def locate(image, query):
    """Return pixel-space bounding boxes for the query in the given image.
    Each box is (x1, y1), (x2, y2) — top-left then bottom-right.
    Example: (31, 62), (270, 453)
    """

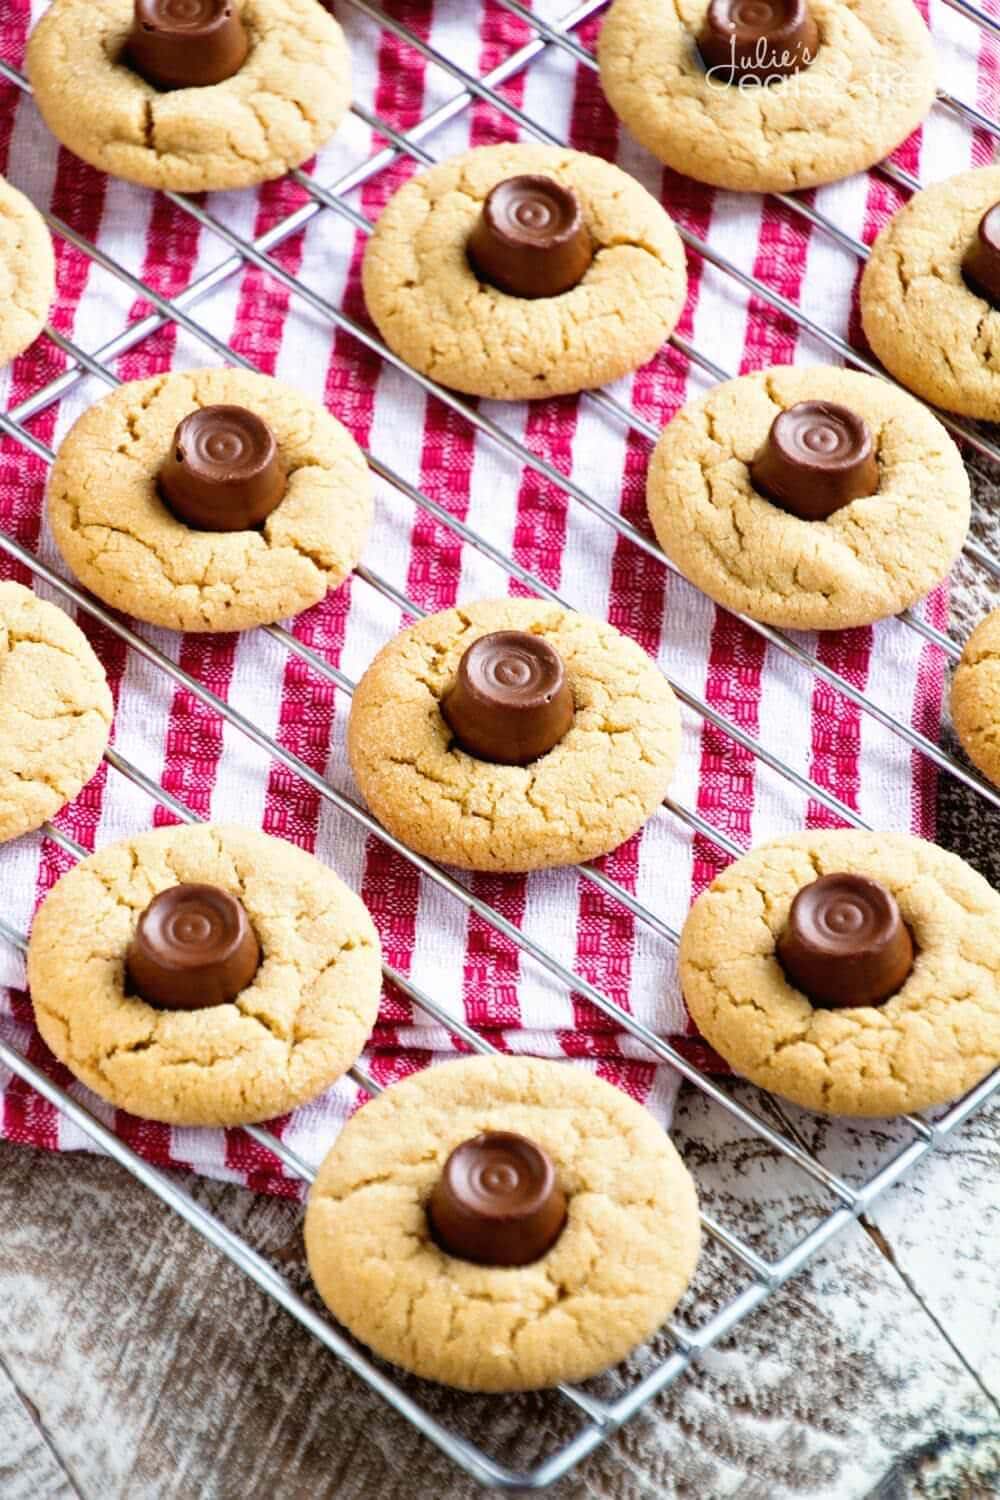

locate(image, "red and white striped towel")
(0, 0), (996, 1196)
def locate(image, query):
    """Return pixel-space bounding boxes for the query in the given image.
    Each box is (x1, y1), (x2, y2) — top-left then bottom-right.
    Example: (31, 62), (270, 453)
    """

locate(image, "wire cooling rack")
(0, 0), (998, 1489)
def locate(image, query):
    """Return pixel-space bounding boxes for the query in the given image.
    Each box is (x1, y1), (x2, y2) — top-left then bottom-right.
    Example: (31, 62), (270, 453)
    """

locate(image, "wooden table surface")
(1, 1072), (998, 1500)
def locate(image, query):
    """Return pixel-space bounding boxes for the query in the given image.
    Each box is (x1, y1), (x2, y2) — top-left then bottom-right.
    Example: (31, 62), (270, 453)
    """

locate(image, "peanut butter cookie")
(347, 598), (682, 873)
(27, 824), (383, 1127)
(0, 581), (112, 844)
(0, 175), (54, 369)
(46, 367), (372, 633)
(679, 830), (1000, 1116)
(861, 166), (1000, 422)
(646, 366), (969, 631)
(951, 607), (1000, 789)
(597, 0), (936, 194)
(27, 0), (351, 193)
(362, 143), (688, 401)
(304, 1055), (701, 1391)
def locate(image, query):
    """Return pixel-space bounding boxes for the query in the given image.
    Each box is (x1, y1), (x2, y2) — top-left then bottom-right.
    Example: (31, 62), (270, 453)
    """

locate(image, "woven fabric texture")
(0, 0), (996, 1195)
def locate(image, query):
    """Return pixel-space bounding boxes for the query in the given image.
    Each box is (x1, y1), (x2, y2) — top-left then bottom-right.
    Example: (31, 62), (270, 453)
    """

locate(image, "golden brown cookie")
(26, 0), (351, 193)
(361, 142), (688, 401)
(860, 166), (1000, 422)
(304, 1055), (701, 1391)
(346, 599), (682, 873)
(679, 830), (1000, 1116)
(46, 367), (372, 633)
(0, 175), (55, 369)
(597, 0), (936, 194)
(0, 581), (112, 844)
(27, 824), (383, 1127)
(645, 366), (970, 631)
(951, 607), (1000, 788)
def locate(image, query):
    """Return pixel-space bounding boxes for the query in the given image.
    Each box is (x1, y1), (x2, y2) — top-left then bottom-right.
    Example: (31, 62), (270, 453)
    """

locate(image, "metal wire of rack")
(0, 0), (998, 1489)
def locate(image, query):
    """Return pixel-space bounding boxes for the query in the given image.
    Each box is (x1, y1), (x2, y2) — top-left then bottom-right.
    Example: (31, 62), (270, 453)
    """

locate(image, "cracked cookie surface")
(304, 1054), (701, 1391)
(347, 598), (682, 873)
(597, 0), (936, 194)
(26, 0), (350, 193)
(0, 175), (55, 369)
(46, 367), (372, 633)
(679, 830), (1000, 1116)
(27, 823), (383, 1127)
(861, 166), (1000, 422)
(0, 581), (112, 844)
(645, 366), (969, 631)
(951, 606), (1000, 789)
(361, 142), (688, 401)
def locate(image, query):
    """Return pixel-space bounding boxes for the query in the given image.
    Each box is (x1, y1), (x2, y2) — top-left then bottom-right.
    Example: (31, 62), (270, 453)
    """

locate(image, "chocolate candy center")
(750, 401), (879, 520)
(467, 175), (593, 300)
(159, 405), (287, 532)
(440, 630), (574, 766)
(126, 883), (261, 1010)
(127, 0), (249, 91)
(777, 873), (915, 1008)
(698, 0), (819, 84)
(962, 202), (1000, 308)
(428, 1131), (568, 1266)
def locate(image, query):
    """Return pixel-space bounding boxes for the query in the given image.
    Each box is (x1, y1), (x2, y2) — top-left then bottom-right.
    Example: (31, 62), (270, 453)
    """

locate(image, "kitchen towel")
(0, 0), (995, 1195)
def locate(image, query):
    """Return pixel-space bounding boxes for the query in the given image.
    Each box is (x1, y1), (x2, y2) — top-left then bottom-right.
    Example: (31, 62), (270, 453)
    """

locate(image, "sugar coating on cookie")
(0, 581), (112, 844)
(304, 1055), (701, 1391)
(361, 143), (688, 401)
(27, 824), (383, 1127)
(597, 0), (936, 194)
(347, 598), (682, 873)
(646, 366), (970, 631)
(26, 0), (351, 193)
(679, 830), (1000, 1116)
(46, 367), (373, 633)
(951, 607), (1000, 789)
(861, 166), (1000, 422)
(0, 175), (55, 369)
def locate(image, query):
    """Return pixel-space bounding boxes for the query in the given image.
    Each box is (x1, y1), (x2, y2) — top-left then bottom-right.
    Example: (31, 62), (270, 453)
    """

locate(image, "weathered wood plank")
(0, 1355), (78, 1500)
(1, 1077), (996, 1499)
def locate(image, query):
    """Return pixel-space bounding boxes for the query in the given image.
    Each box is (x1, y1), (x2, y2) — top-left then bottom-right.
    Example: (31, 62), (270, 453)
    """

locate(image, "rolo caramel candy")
(127, 0), (249, 91)
(697, 0), (820, 84)
(777, 872), (915, 1008)
(751, 401), (879, 520)
(962, 202), (1000, 308)
(440, 631), (574, 766)
(159, 404), (286, 531)
(126, 883), (261, 1010)
(428, 1131), (568, 1266)
(467, 175), (593, 299)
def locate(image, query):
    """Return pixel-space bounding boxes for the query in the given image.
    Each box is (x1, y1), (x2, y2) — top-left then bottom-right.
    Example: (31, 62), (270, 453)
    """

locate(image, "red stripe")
(974, 1), (999, 164)
(805, 630), (871, 826)
(351, 0), (436, 1030)
(244, 174), (333, 855)
(470, 0), (528, 143)
(596, 1057), (655, 1106)
(119, 195), (202, 378)
(463, 2), (578, 1035)
(805, 111), (927, 831)
(2, 1026), (75, 1154)
(687, 197), (815, 1057)
(1, 132), (109, 1149)
(910, 585), (949, 838)
(218, 180), (317, 1177)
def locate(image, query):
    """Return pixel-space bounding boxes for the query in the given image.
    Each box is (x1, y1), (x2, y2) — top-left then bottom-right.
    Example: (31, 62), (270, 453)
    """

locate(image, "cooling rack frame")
(0, 0), (998, 1488)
